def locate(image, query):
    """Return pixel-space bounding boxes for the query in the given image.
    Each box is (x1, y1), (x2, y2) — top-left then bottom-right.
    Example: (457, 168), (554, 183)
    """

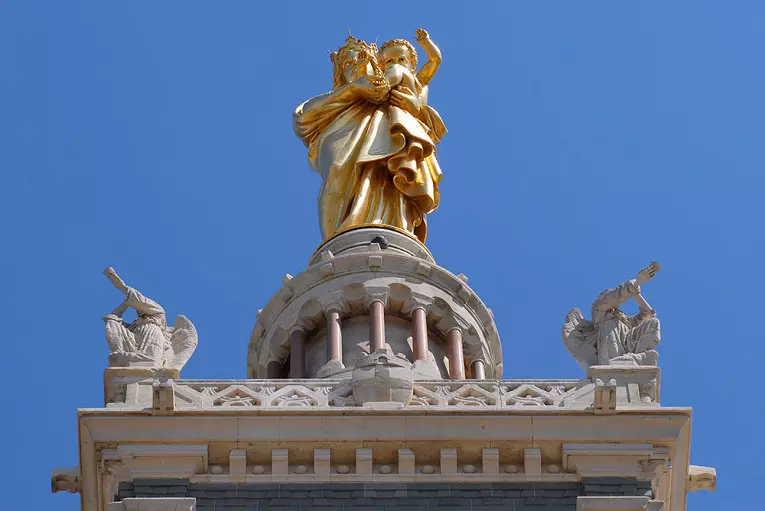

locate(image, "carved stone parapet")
(170, 379), (596, 410)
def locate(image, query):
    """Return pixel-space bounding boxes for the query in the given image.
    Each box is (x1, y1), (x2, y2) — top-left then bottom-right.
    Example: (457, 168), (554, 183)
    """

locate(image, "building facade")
(52, 228), (715, 511)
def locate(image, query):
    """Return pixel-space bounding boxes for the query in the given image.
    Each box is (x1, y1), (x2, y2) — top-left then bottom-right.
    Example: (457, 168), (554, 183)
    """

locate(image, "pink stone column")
(447, 328), (466, 380)
(289, 328), (306, 379)
(411, 307), (428, 361)
(326, 310), (343, 364)
(369, 300), (386, 352)
(266, 360), (283, 379)
(471, 360), (486, 380)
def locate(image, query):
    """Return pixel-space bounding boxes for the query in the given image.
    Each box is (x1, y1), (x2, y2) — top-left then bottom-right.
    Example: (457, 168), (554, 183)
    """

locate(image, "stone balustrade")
(103, 366), (661, 411)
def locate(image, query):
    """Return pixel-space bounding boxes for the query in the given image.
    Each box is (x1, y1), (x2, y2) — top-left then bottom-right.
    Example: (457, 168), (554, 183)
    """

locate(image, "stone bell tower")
(246, 227), (501, 390)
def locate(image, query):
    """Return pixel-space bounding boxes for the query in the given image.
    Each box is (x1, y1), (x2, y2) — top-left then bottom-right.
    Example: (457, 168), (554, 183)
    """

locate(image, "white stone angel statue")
(102, 267), (198, 370)
(562, 262), (662, 371)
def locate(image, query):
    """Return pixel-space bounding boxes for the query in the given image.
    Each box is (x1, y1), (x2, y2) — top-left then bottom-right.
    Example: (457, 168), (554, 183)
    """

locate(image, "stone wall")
(116, 479), (652, 510)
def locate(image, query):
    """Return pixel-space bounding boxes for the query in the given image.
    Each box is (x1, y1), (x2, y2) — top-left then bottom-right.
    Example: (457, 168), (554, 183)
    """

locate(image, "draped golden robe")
(294, 92), (446, 243)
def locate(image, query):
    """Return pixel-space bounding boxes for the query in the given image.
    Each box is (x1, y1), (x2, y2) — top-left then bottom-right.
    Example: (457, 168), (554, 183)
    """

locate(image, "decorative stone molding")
(164, 379), (607, 410)
(562, 443), (660, 478)
(104, 445), (208, 479)
(308, 226), (434, 265)
(109, 498), (196, 511)
(577, 496), (664, 510)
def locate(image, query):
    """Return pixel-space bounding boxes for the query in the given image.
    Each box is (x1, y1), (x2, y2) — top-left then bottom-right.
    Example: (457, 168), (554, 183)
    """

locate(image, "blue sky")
(2, 1), (763, 509)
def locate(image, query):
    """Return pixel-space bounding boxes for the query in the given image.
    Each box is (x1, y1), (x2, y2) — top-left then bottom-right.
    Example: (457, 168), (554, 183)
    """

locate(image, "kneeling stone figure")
(562, 262), (661, 372)
(102, 267), (197, 371)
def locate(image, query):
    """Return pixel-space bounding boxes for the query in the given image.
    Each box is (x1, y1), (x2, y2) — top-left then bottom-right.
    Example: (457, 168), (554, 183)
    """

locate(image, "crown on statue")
(329, 34), (379, 64)
(330, 33), (381, 89)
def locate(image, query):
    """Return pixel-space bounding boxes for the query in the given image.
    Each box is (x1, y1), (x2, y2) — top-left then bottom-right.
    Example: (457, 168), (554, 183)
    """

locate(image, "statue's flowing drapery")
(294, 93), (446, 243)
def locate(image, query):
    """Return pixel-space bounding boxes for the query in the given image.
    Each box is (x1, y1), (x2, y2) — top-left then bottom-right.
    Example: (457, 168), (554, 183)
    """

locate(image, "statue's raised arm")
(102, 267), (198, 372)
(414, 28), (442, 87)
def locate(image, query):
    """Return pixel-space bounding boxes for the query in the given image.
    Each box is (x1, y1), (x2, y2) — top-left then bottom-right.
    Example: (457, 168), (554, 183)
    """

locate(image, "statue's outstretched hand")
(350, 75), (390, 104)
(104, 267), (128, 293)
(415, 28), (430, 43)
(636, 261), (661, 286)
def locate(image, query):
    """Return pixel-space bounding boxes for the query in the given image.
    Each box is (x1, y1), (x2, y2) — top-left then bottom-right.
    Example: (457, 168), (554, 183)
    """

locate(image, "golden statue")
(294, 29), (447, 244)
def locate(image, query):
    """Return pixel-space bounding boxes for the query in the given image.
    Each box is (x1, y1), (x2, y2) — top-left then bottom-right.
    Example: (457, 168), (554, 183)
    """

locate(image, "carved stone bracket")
(562, 443), (661, 478)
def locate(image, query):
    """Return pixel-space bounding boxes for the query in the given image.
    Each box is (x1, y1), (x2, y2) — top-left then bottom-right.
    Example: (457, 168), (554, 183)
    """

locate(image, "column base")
(317, 359), (346, 379)
(412, 359), (442, 380)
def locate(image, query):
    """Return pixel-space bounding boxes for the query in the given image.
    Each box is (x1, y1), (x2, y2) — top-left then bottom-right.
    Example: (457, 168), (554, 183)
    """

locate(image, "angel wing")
(561, 308), (598, 372)
(164, 315), (198, 371)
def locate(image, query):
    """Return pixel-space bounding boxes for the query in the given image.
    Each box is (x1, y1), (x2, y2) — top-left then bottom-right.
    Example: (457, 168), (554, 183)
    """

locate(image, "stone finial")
(102, 268), (198, 372)
(562, 262), (661, 372)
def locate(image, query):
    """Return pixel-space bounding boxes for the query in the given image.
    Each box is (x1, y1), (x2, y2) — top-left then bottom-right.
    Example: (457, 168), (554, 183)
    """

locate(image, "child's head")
(379, 39), (418, 72)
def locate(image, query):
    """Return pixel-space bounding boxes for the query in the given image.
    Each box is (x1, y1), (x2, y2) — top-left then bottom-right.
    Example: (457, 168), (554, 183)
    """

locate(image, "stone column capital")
(321, 295), (349, 316)
(401, 293), (434, 315)
(435, 315), (470, 337)
(363, 286), (390, 309)
(289, 319), (313, 335)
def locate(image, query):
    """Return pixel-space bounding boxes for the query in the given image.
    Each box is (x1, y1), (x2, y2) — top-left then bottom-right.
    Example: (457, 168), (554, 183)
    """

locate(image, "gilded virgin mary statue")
(293, 30), (447, 244)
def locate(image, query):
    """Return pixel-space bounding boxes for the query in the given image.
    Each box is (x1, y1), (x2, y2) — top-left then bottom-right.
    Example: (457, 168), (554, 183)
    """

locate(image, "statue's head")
(330, 35), (380, 89)
(379, 39), (418, 72)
